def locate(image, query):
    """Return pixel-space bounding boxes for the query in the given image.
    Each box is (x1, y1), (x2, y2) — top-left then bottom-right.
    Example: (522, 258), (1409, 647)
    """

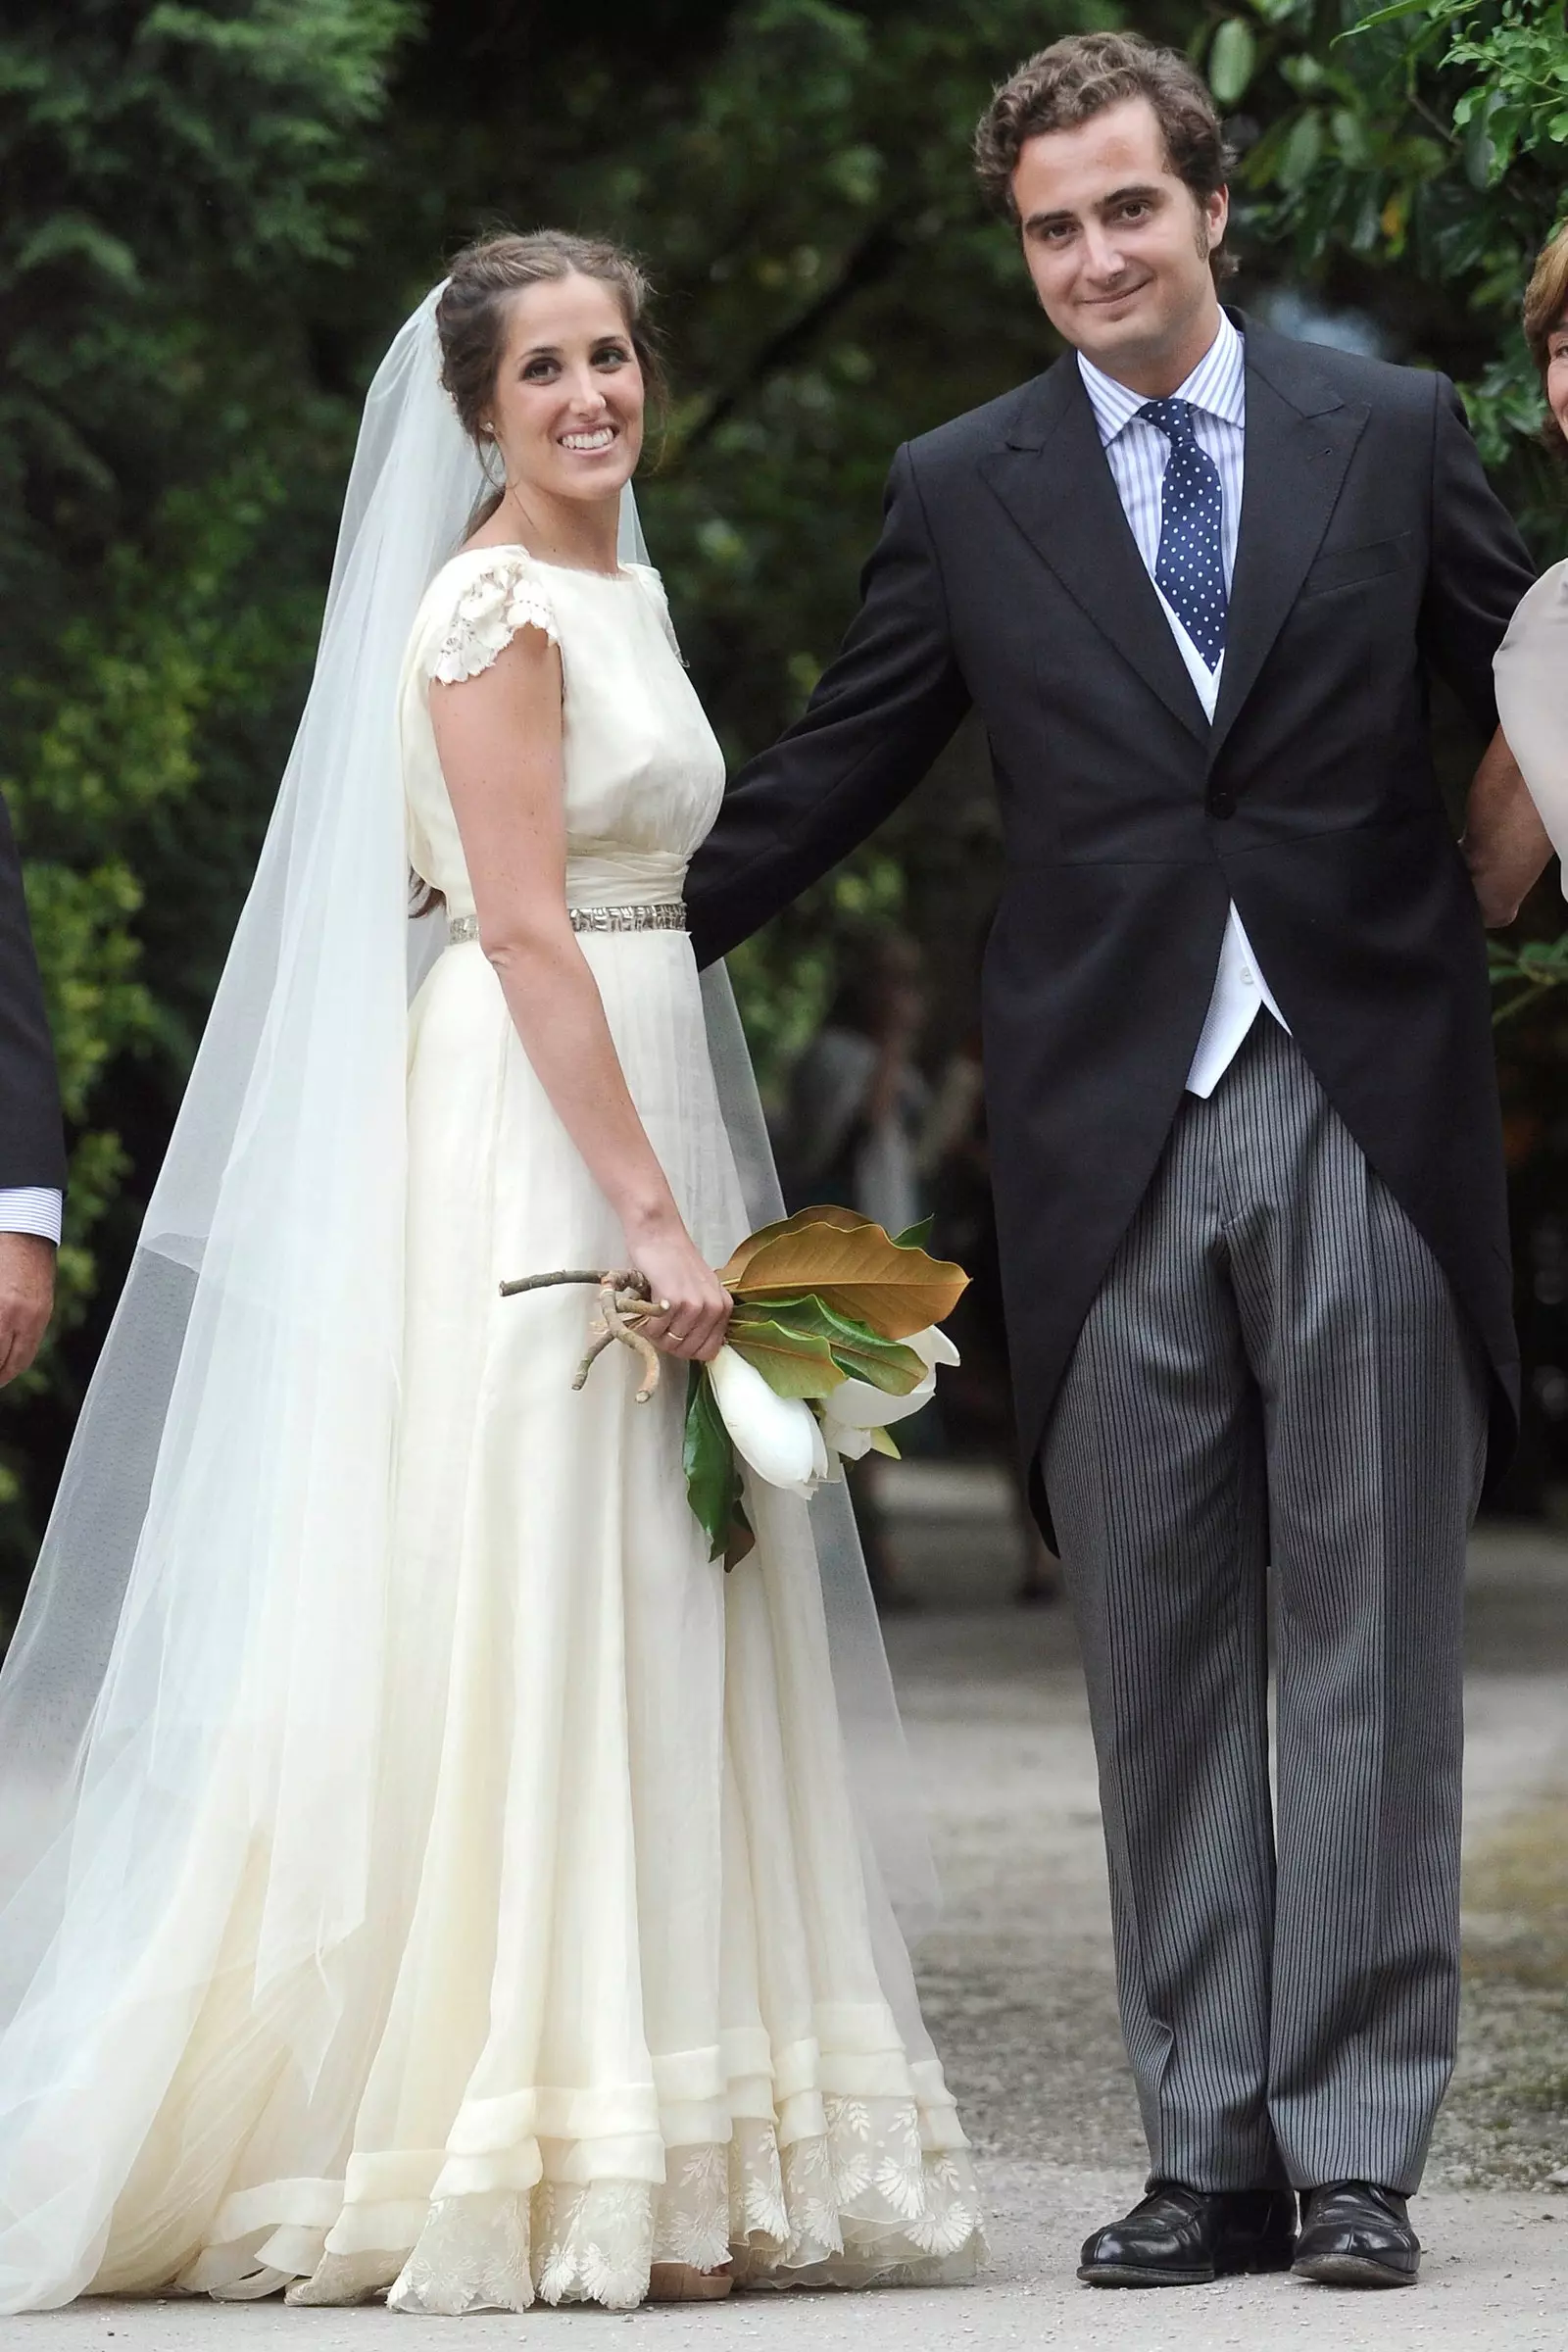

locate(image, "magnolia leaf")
(683, 1364), (753, 1566)
(724, 1309), (847, 1398)
(866, 1424), (902, 1459)
(717, 1201), (871, 1290)
(892, 1214), (934, 1250)
(737, 1293), (926, 1396)
(726, 1509), (757, 1570)
(724, 1213), (967, 1340)
(833, 1340), (925, 1396)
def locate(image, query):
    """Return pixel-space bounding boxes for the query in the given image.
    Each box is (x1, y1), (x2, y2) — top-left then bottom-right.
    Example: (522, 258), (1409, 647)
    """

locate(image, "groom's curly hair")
(975, 33), (1238, 281)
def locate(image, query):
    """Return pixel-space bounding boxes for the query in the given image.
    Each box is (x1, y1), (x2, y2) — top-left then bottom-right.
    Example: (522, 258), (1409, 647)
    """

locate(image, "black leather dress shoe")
(1077, 2183), (1297, 2287)
(1293, 2180), (1419, 2286)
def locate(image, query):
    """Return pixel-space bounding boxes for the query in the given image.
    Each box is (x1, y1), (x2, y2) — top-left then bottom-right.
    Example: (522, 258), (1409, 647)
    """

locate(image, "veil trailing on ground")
(0, 284), (937, 2309)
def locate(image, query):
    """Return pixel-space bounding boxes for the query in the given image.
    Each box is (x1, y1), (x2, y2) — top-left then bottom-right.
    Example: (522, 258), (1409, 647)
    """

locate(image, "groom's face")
(1012, 96), (1227, 389)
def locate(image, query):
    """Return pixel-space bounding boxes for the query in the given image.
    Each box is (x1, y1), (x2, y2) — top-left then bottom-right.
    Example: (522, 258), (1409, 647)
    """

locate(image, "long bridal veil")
(0, 286), (937, 2309)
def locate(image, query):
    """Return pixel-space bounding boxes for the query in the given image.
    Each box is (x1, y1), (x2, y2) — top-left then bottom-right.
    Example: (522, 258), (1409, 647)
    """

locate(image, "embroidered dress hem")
(181, 2093), (983, 2311)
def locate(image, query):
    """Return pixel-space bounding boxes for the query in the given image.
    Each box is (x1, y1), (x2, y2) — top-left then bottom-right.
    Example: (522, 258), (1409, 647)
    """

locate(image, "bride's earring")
(478, 428), (505, 491)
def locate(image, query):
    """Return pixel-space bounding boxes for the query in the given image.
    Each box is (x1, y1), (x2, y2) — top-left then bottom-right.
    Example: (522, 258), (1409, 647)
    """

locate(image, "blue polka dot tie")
(1138, 396), (1228, 670)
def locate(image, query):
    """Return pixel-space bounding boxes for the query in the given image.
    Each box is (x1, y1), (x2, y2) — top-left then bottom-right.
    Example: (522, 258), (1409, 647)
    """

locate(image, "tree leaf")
(1279, 110), (1325, 192)
(1335, 0), (1442, 37)
(866, 1424), (902, 1458)
(720, 1207), (968, 1339)
(892, 1214), (934, 1250)
(1209, 19), (1257, 108)
(683, 1364), (753, 1566)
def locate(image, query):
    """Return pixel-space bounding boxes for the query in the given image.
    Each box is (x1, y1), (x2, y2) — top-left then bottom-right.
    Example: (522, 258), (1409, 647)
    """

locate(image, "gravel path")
(8, 1491), (1566, 2349)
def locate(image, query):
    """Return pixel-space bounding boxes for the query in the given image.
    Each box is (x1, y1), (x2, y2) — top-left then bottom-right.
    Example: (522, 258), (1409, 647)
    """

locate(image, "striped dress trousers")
(1042, 1018), (1489, 2195)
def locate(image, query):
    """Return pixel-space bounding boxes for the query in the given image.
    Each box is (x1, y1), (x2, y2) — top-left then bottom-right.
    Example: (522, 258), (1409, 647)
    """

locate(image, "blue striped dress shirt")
(1078, 309), (1288, 1097)
(0, 1188), (62, 1245)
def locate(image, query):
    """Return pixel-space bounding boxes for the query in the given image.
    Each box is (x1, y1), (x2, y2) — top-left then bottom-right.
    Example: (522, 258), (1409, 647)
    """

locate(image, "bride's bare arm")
(430, 623), (730, 1361)
(1462, 724), (1554, 927)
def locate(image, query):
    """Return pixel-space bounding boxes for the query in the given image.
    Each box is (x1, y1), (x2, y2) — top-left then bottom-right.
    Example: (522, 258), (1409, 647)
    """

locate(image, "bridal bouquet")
(688, 1204), (968, 1565)
(503, 1206), (968, 1568)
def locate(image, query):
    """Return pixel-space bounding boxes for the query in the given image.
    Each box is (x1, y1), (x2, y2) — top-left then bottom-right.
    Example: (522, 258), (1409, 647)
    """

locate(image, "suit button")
(1207, 787), (1237, 819)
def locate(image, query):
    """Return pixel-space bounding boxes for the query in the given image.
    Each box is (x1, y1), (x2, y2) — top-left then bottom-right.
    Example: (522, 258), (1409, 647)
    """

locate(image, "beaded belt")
(447, 903), (686, 945)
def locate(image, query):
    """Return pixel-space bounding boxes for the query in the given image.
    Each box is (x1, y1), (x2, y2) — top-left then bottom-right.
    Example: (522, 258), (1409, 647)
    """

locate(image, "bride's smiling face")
(484, 274), (644, 507)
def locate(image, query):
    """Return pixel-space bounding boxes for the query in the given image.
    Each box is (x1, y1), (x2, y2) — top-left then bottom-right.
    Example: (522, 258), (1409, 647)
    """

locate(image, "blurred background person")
(778, 946), (1061, 1608)
(777, 932), (928, 1606)
(923, 1022), (1060, 1605)
(779, 931), (928, 1234)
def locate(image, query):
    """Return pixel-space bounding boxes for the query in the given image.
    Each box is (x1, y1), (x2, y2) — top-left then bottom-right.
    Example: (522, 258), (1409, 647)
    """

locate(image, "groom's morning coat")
(685, 316), (1536, 1503)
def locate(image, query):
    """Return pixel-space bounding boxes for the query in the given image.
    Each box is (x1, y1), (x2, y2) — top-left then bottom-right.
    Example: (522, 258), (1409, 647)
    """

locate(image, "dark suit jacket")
(686, 316), (1535, 1503)
(0, 791), (66, 1194)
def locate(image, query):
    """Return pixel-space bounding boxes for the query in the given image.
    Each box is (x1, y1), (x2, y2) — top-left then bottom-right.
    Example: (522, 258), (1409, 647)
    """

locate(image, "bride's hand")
(632, 1226), (732, 1363)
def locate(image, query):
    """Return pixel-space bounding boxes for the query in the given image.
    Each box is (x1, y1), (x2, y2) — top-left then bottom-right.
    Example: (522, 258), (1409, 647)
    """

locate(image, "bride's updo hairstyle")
(436, 230), (666, 514)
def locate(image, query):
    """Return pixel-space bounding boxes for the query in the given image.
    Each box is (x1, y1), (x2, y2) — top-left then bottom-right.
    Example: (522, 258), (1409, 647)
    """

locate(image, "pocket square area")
(1299, 532), (1414, 599)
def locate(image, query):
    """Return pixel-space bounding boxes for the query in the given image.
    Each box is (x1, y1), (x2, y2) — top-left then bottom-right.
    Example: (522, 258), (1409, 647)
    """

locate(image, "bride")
(0, 231), (983, 2314)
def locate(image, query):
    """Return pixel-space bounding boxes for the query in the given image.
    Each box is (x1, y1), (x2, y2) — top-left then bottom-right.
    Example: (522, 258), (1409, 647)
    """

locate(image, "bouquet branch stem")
(499, 1267), (664, 1400)
(498, 1269), (649, 1298)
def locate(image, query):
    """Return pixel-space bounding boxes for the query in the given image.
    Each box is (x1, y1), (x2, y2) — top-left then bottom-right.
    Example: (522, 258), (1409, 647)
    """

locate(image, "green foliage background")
(2, 0), (1566, 1603)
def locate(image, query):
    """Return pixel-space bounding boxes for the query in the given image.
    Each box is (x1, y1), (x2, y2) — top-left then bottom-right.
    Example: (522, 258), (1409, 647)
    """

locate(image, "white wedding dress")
(36, 545), (982, 2315)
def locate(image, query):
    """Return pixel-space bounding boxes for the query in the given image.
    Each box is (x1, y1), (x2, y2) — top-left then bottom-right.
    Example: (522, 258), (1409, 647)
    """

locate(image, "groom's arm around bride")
(689, 28), (1544, 2289)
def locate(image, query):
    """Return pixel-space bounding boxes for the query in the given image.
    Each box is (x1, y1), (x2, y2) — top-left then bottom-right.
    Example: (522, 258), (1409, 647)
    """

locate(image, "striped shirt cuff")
(0, 1188), (63, 1246)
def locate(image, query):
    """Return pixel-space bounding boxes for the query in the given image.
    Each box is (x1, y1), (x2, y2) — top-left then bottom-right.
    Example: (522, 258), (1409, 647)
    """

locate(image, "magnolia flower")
(708, 1346), (830, 1495)
(818, 1325), (960, 1463)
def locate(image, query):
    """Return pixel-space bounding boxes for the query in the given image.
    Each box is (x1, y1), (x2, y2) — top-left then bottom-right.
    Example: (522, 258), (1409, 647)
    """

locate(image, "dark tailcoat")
(0, 791), (65, 1194)
(686, 317), (1535, 1506)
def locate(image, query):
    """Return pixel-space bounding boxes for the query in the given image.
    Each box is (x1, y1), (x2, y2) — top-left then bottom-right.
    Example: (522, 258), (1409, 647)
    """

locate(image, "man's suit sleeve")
(685, 443), (971, 968)
(1420, 375), (1538, 738)
(0, 790), (67, 1194)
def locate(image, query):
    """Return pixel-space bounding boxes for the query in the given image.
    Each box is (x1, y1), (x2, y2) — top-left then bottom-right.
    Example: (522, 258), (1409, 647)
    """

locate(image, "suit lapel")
(977, 361), (1210, 747)
(1209, 326), (1368, 760)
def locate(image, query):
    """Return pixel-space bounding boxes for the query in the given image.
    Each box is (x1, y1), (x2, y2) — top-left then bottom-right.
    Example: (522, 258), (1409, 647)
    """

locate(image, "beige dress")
(1495, 557), (1568, 870)
(78, 547), (983, 2314)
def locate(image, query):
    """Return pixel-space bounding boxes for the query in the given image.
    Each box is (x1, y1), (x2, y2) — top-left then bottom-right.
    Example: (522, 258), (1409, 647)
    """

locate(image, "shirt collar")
(1077, 308), (1246, 448)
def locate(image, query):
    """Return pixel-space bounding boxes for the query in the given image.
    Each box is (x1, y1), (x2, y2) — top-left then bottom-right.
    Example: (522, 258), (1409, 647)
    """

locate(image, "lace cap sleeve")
(431, 554), (560, 684)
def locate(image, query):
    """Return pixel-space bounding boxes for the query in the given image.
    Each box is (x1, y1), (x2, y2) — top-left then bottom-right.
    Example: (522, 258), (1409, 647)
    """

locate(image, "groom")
(688, 32), (1550, 2291)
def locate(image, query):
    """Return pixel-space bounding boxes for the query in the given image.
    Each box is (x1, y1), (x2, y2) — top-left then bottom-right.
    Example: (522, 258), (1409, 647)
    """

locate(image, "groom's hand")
(1462, 726), (1553, 927)
(0, 1232), (54, 1386)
